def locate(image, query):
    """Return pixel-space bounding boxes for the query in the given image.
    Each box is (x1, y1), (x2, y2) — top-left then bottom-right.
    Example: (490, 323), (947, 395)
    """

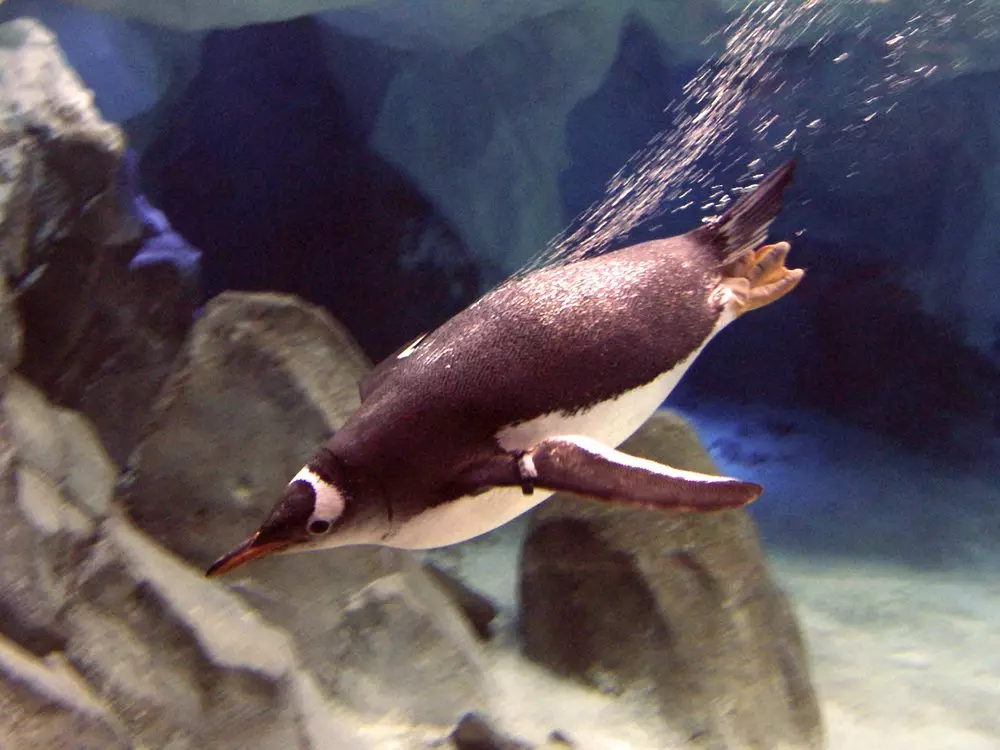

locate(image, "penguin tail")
(694, 159), (796, 266)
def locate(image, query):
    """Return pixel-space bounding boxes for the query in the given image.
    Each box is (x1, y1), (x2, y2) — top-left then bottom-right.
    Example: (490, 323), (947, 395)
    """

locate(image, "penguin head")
(205, 447), (386, 577)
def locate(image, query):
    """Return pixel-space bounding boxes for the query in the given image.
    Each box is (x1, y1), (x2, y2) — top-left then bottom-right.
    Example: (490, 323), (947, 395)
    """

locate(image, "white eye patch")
(291, 466), (345, 522)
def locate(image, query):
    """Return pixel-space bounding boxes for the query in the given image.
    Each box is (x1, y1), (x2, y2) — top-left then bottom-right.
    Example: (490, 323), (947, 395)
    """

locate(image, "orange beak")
(205, 532), (290, 577)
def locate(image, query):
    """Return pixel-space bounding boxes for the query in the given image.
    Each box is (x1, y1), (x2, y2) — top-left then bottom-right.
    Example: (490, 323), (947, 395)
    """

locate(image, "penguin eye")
(307, 518), (333, 535)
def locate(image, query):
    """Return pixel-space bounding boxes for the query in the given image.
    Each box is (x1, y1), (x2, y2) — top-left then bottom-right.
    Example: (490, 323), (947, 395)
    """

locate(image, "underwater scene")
(0, 0), (998, 747)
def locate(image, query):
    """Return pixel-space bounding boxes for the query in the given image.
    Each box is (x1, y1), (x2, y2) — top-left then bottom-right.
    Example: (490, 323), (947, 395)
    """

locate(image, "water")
(1, 1), (999, 748)
(535, 0), (827, 269)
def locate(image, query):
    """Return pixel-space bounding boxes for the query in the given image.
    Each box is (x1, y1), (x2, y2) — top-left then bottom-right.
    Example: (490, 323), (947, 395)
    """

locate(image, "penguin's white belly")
(385, 307), (733, 550)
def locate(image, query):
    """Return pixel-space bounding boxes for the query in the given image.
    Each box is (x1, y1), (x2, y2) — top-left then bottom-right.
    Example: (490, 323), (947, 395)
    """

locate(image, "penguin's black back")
(334, 232), (716, 469)
(331, 161), (795, 489)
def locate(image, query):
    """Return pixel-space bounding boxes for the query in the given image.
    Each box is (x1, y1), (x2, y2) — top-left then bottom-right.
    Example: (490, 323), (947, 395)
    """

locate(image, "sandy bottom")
(427, 403), (1000, 749)
(774, 557), (1000, 750)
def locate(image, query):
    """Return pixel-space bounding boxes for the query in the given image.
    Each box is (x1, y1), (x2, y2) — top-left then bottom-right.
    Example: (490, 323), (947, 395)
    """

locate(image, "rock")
(0, 0), (204, 126)
(62, 514), (306, 750)
(0, 364), (383, 747)
(519, 411), (823, 749)
(316, 1), (571, 53)
(0, 635), (129, 749)
(14, 189), (199, 468)
(0, 395), (66, 656)
(0, 17), (199, 465)
(0, 375), (106, 657)
(124, 291), (490, 722)
(3, 375), (66, 481)
(56, 409), (116, 518)
(544, 730), (575, 747)
(447, 712), (532, 750)
(0, 274), (22, 373)
(16, 464), (95, 539)
(370, 4), (630, 274)
(41, 0), (711, 38)
(4, 375), (115, 519)
(333, 568), (489, 724)
(0, 19), (136, 275)
(424, 562), (498, 640)
(123, 291), (370, 564)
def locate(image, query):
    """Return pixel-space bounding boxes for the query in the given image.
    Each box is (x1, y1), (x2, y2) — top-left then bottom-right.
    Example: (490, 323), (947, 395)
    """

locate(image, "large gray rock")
(331, 566), (489, 724)
(0, 274), (21, 373)
(0, 636), (129, 750)
(123, 290), (371, 565)
(0, 0), (205, 127)
(0, 376), (105, 657)
(519, 411), (823, 750)
(0, 19), (134, 277)
(124, 290), (491, 722)
(0, 369), (381, 748)
(0, 18), (197, 464)
(63, 514), (305, 750)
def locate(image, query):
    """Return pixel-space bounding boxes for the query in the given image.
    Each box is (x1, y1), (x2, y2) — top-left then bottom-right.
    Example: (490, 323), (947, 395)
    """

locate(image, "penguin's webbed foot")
(723, 241), (804, 316)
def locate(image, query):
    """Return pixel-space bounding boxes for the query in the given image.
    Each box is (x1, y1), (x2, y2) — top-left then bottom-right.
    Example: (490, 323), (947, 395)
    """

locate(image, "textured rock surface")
(369, 4), (629, 273)
(63, 515), (306, 749)
(0, 370), (382, 748)
(123, 291), (370, 563)
(0, 376), (105, 657)
(0, 638), (129, 750)
(0, 17), (197, 464)
(123, 291), (490, 721)
(0, 275), (22, 372)
(332, 567), (489, 724)
(0, 0), (204, 126)
(445, 712), (533, 750)
(519, 411), (823, 749)
(0, 19), (135, 278)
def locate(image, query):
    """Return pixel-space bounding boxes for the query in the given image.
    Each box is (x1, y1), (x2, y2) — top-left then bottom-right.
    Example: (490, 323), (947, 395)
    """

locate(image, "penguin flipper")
(462, 435), (761, 512)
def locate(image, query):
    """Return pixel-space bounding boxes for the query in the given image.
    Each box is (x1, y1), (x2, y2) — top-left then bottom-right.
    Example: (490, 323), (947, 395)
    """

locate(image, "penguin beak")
(205, 531), (291, 577)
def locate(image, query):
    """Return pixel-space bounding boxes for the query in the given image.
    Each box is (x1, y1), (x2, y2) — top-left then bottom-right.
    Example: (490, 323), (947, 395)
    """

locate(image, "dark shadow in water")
(140, 17), (482, 360)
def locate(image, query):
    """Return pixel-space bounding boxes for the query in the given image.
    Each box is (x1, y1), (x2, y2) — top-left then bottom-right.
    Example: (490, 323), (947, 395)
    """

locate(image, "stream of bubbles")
(526, 0), (828, 271)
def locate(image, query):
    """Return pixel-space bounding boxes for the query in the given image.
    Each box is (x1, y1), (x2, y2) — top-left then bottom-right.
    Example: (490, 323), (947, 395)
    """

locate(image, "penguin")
(206, 161), (803, 577)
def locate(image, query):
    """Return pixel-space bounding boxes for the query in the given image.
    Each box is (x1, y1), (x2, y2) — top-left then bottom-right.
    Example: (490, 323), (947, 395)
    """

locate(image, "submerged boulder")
(122, 291), (370, 565)
(123, 290), (491, 722)
(0, 368), (378, 748)
(62, 515), (305, 750)
(0, 376), (110, 657)
(0, 275), (21, 374)
(445, 712), (533, 750)
(0, 18), (199, 464)
(0, 19), (134, 278)
(0, 637), (129, 750)
(519, 411), (823, 749)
